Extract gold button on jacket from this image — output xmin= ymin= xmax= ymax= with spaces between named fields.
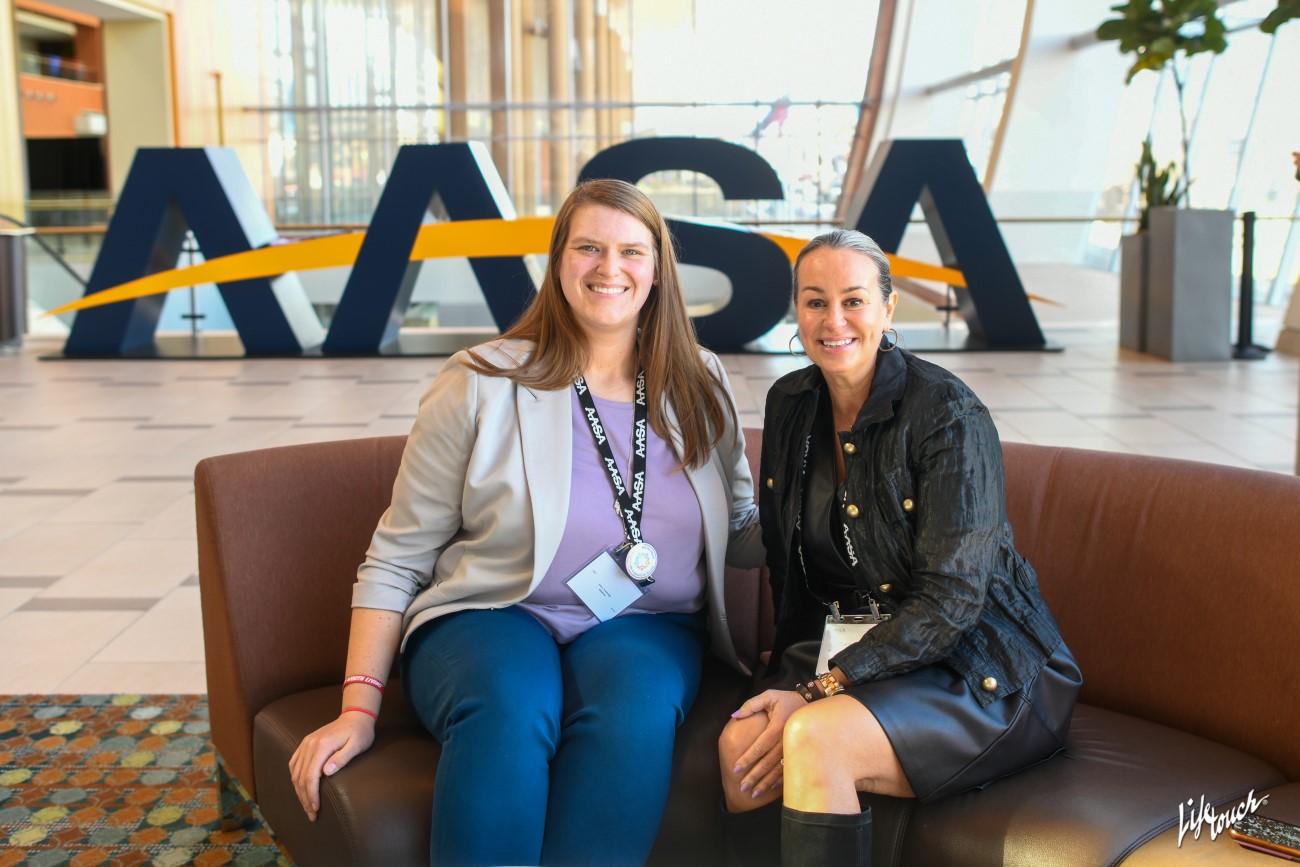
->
xmin=879 ymin=583 xmax=892 ymax=593
xmin=982 ymin=677 xmax=998 ymax=692
xmin=902 ymin=498 xmax=915 ymax=512
xmin=766 ymin=477 xmax=774 ymax=489
xmin=842 ymin=442 xmax=857 ymax=455
xmin=845 ymin=504 xmax=860 ymax=518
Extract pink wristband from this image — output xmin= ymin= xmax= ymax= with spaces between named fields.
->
xmin=343 ymin=675 xmax=385 ymax=693
xmin=343 ymin=706 xmax=378 ymax=721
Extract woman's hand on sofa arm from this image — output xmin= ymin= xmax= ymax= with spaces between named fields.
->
xmin=289 ymin=711 xmax=377 ymax=822
xmin=288 ymin=608 xmax=401 ymax=822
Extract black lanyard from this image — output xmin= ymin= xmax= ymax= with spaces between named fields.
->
xmin=574 ymin=371 xmax=649 ymax=546
xmin=795 ymin=432 xmax=859 ymax=567
xmin=795 ymin=430 xmax=879 ymax=612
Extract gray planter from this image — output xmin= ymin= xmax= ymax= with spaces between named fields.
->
xmin=1119 ymin=233 xmax=1147 ymax=353
xmin=1118 ymin=208 xmax=1233 ymax=362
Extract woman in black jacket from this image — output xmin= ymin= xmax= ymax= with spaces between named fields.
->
xmin=718 ymin=230 xmax=1080 ymax=867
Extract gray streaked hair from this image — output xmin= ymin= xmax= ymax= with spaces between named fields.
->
xmin=792 ymin=229 xmax=893 ymax=301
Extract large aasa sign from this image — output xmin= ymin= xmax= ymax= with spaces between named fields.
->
xmin=60 ymin=138 xmax=1044 ymax=356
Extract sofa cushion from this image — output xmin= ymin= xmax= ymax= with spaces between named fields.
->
xmin=874 ymin=704 xmax=1285 ymax=867
xmin=251 ymin=659 xmax=750 ymax=867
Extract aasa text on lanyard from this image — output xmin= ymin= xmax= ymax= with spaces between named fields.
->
xmin=574 ymin=371 xmax=657 ymax=584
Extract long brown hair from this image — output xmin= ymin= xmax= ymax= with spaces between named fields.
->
xmin=465 ymin=178 xmax=734 ymax=469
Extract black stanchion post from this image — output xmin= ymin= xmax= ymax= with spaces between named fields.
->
xmin=1233 ymin=211 xmax=1269 ymax=360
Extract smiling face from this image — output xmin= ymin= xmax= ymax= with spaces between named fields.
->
xmin=795 ymin=247 xmax=898 ymax=379
xmin=558 ymin=203 xmax=657 ymax=343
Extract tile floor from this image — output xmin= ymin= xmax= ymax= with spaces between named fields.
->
xmin=0 ymin=322 xmax=1296 ymax=695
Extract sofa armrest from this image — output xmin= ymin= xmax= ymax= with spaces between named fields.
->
xmin=196 ymin=436 xmax=406 ymax=799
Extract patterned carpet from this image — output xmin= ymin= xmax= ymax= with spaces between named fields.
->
xmin=0 ymin=695 xmax=292 ymax=866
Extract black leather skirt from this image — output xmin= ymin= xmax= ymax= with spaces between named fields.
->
xmin=768 ymin=640 xmax=1081 ymax=803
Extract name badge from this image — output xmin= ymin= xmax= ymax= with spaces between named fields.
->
xmin=566 ymin=547 xmax=648 ymax=621
xmin=817 ymin=613 xmax=890 ymax=674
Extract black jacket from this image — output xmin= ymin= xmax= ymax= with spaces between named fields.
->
xmin=760 ymin=347 xmax=1066 ymax=707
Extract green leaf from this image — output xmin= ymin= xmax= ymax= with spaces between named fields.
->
xmin=1133 ymin=138 xmax=1188 ymax=230
xmin=1097 ymin=19 xmax=1127 ymax=39
xmin=1150 ymin=34 xmax=1176 ymax=55
xmin=1262 ymin=0 xmax=1300 ymax=34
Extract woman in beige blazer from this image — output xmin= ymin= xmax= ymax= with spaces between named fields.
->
xmin=290 ymin=178 xmax=762 ymax=866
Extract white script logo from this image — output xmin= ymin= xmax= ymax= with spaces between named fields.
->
xmin=1177 ymin=789 xmax=1269 ymax=847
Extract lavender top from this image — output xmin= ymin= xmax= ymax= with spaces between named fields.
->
xmin=517 ymin=390 xmax=706 ymax=642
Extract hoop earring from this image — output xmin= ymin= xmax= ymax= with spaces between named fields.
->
xmin=788 ymin=333 xmax=806 ymax=357
xmin=881 ymin=328 xmax=899 ymax=352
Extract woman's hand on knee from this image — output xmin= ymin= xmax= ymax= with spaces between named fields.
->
xmin=288 ymin=714 xmax=377 ymax=822
xmin=729 ymin=689 xmax=807 ymax=799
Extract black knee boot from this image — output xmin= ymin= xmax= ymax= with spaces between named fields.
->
xmin=722 ymin=799 xmax=782 ymax=867
xmin=781 ymin=805 xmax=872 ymax=867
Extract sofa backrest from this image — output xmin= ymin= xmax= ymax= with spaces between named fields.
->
xmin=1001 ymin=441 xmax=1300 ymax=781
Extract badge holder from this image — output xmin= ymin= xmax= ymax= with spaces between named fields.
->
xmin=816 ymin=600 xmax=891 ymax=674
xmin=565 ymin=542 xmax=655 ymax=623
xmin=612 ymin=539 xmax=657 ymax=586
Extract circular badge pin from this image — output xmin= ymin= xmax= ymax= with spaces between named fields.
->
xmin=624 ymin=541 xmax=658 ymax=581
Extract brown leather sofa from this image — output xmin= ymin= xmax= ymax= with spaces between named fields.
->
xmin=196 ymin=432 xmax=1300 ymax=866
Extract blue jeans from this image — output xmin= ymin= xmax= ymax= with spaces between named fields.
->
xmin=401 ymin=606 xmax=707 ymax=867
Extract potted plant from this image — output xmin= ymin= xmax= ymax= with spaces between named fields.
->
xmin=1098 ymin=0 xmax=1233 ymax=361
xmin=1117 ymin=137 xmax=1192 ymax=352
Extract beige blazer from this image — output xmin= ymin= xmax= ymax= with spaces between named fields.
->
xmin=353 ymin=339 xmax=764 ymax=673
